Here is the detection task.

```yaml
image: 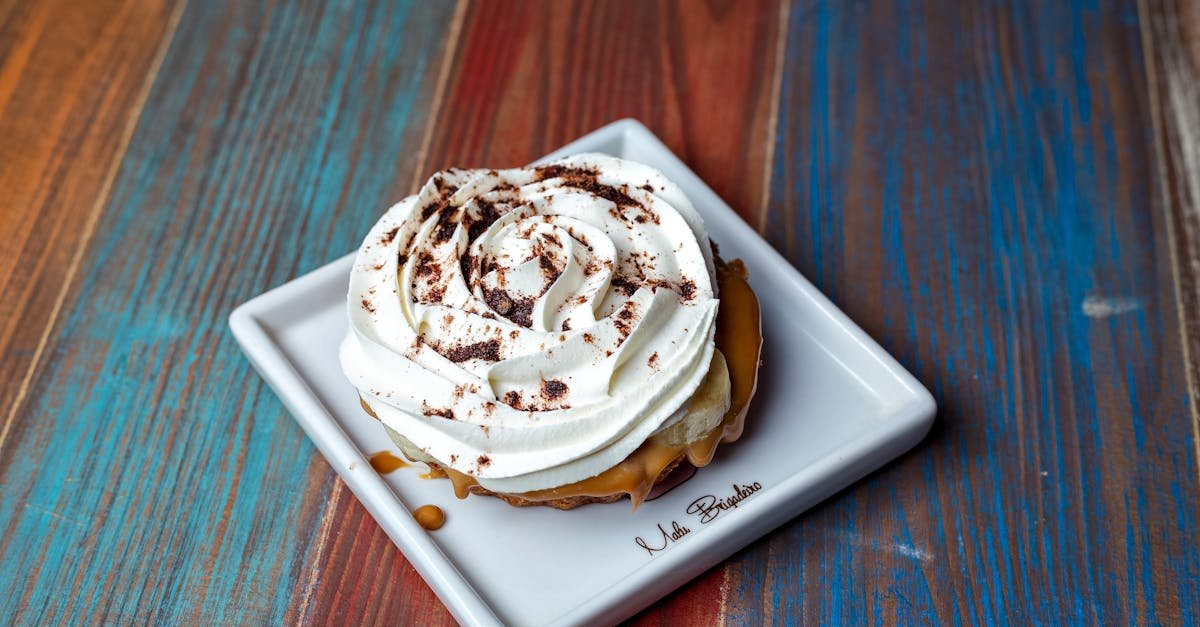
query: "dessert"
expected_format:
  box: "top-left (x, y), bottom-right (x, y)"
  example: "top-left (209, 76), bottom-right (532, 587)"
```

top-left (341, 154), bottom-right (761, 509)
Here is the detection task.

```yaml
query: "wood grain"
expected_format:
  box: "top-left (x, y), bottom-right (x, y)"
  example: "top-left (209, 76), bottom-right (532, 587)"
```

top-left (299, 1), bottom-right (786, 623)
top-left (752, 0), bottom-right (1199, 623)
top-left (0, 0), bottom-right (180, 458)
top-left (2, 0), bottom-right (1199, 623)
top-left (1142, 0), bottom-right (1200, 486)
top-left (0, 0), bottom-right (454, 622)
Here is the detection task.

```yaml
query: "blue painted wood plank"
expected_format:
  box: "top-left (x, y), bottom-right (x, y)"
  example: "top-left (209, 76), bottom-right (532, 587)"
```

top-left (0, 0), bottom-right (454, 622)
top-left (751, 0), bottom-right (1199, 623)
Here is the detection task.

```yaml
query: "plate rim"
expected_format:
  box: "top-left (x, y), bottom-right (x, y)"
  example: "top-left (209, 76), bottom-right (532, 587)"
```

top-left (230, 118), bottom-right (935, 626)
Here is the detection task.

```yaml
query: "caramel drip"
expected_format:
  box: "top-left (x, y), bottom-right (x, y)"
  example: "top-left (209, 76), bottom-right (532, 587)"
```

top-left (430, 259), bottom-right (762, 507)
top-left (413, 504), bottom-right (445, 530)
top-left (369, 451), bottom-right (408, 474)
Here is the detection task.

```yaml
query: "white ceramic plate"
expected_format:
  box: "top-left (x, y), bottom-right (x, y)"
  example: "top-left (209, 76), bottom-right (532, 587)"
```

top-left (230, 119), bottom-right (935, 626)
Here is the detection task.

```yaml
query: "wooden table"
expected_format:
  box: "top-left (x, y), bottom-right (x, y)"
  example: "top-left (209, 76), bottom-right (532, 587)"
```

top-left (3, 0), bottom-right (1198, 623)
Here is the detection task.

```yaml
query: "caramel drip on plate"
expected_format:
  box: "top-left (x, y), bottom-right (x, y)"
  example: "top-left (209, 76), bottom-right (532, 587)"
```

top-left (369, 451), bottom-right (408, 474)
top-left (413, 504), bottom-right (445, 530)
top-left (431, 259), bottom-right (762, 507)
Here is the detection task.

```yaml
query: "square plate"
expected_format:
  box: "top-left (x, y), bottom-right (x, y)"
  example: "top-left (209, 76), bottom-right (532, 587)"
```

top-left (230, 119), bottom-right (935, 626)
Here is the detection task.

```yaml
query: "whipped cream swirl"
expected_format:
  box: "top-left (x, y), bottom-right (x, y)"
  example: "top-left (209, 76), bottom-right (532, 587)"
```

top-left (340, 154), bottom-right (718, 492)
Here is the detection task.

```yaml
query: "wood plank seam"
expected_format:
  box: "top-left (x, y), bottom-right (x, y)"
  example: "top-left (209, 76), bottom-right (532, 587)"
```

top-left (758, 0), bottom-right (792, 234)
top-left (0, 0), bottom-right (188, 456)
top-left (295, 476), bottom-right (344, 625)
top-left (295, 1), bottom-right (468, 619)
top-left (1138, 0), bottom-right (1200, 484)
top-left (407, 0), bottom-right (469, 194)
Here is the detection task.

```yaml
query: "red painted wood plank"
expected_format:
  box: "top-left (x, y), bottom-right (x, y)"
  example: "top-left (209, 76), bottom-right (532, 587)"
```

top-left (300, 0), bottom-right (787, 622)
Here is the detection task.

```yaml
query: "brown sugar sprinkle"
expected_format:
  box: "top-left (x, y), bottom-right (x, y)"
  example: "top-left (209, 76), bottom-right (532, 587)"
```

top-left (438, 339), bottom-right (502, 363)
top-left (361, 299), bottom-right (375, 313)
top-left (541, 378), bottom-right (568, 400)
top-left (421, 402), bottom-right (455, 420)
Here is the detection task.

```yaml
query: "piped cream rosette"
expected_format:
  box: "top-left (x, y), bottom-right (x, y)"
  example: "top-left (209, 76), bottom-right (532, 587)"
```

top-left (340, 154), bottom-right (724, 493)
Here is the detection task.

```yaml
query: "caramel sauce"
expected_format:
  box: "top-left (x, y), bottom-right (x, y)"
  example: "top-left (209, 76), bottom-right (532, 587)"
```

top-left (369, 451), bottom-right (408, 474)
top-left (433, 259), bottom-right (762, 508)
top-left (413, 504), bottom-right (445, 530)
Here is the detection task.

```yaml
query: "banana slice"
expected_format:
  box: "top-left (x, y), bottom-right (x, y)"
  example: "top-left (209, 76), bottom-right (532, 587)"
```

top-left (650, 350), bottom-right (732, 448)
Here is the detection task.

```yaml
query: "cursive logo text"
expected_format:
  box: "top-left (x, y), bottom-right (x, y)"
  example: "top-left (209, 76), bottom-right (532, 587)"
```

top-left (635, 520), bottom-right (692, 556)
top-left (686, 482), bottom-right (763, 524)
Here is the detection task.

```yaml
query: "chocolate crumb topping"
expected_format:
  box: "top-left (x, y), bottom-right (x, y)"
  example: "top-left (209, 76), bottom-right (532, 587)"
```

top-left (679, 278), bottom-right (697, 301)
top-left (361, 299), bottom-right (375, 313)
top-left (433, 209), bottom-right (458, 243)
top-left (433, 176), bottom-right (458, 195)
top-left (380, 226), bottom-right (400, 245)
top-left (541, 379), bottom-right (568, 400)
top-left (610, 276), bottom-right (639, 297)
top-left (486, 288), bottom-right (512, 315)
top-left (439, 339), bottom-right (502, 363)
top-left (485, 288), bottom-right (534, 327)
top-left (467, 199), bottom-right (501, 242)
top-left (421, 402), bottom-right (455, 420)
top-left (648, 352), bottom-right (659, 368)
top-left (503, 390), bottom-right (523, 409)
top-left (561, 320), bottom-right (571, 331)
top-left (477, 455), bottom-right (491, 467)
top-left (416, 253), bottom-right (438, 277)
top-left (533, 164), bottom-right (594, 181)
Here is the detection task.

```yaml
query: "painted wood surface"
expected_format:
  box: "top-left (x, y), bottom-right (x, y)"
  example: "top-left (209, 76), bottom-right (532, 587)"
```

top-left (1, 0), bottom-right (1198, 624)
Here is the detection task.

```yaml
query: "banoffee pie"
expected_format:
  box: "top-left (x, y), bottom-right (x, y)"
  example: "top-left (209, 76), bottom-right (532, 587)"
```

top-left (341, 154), bottom-right (762, 509)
